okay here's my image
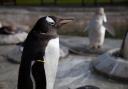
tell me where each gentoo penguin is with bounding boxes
[85,7,115,49]
[120,31,128,59]
[17,16,73,89]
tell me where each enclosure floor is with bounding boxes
[0,36,127,89]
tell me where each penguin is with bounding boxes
[120,31,128,59]
[17,16,73,89]
[85,7,115,49]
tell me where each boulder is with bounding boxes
[0,32,27,45]
[5,45,23,64]
[60,44,69,59]
[75,85,100,89]
[91,48,128,82]
[5,44,69,64]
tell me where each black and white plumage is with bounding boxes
[120,31,128,59]
[17,16,73,89]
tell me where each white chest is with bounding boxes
[44,37,60,89]
[89,25,106,46]
[44,37,60,60]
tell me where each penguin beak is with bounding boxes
[56,17,74,28]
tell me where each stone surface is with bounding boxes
[75,85,100,89]
[3,44,69,64]
[92,48,128,81]
[60,36,121,56]
[60,44,69,59]
[0,32,27,45]
[0,36,128,89]
[55,55,128,89]
[5,45,23,64]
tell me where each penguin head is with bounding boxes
[95,7,105,15]
[32,16,73,34]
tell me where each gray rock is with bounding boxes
[92,48,128,81]
[74,85,100,89]
[5,45,23,64]
[4,44,69,64]
[55,55,128,89]
[0,32,27,45]
[60,44,69,59]
[60,36,121,56]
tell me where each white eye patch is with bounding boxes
[46,16,55,25]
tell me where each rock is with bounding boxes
[60,44,69,59]
[5,45,23,64]
[15,24,30,32]
[75,85,100,89]
[0,32,28,45]
[0,82,8,89]
[91,48,128,82]
[68,45,110,55]
[60,36,119,56]
[5,44,69,64]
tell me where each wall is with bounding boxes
[0,6,128,38]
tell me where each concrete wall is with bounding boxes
[0,6,128,38]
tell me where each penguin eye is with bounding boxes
[49,22,55,25]
[46,16,55,25]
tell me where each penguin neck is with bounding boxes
[31,30,58,40]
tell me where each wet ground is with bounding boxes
[0,36,128,89]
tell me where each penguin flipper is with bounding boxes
[104,23,116,36]
[17,59,33,89]
[32,61,46,89]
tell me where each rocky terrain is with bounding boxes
[1,35,128,89]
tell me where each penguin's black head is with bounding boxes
[32,16,73,34]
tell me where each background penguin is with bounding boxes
[17,16,73,89]
[85,7,115,49]
[120,31,128,59]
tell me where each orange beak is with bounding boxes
[56,17,74,28]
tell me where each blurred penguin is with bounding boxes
[85,7,115,49]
